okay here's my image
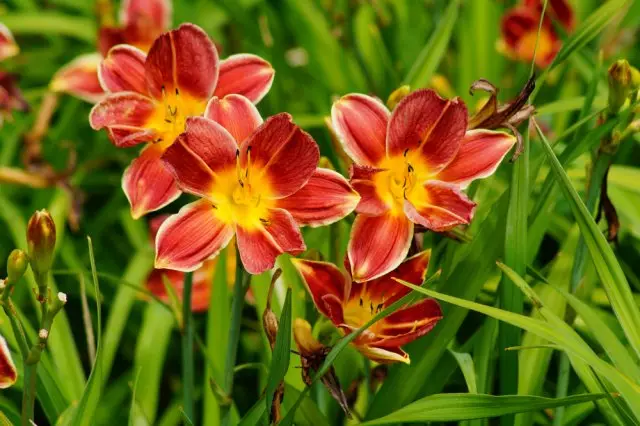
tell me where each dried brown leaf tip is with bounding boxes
[468,76,536,162]
[293,318,352,418]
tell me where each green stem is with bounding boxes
[220,249,249,426]
[2,300,30,359]
[21,362,37,426]
[181,271,194,422]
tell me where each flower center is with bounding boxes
[211,146,275,230]
[150,86,206,150]
[517,30,555,63]
[375,150,424,214]
[343,287,385,336]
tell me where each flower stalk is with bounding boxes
[181,271,195,421]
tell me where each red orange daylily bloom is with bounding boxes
[0,23,19,61]
[89,23,275,218]
[0,334,17,389]
[50,0,171,103]
[146,215,212,312]
[154,104,360,274]
[292,250,442,364]
[500,0,575,68]
[331,89,516,282]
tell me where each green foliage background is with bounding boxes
[1,0,640,425]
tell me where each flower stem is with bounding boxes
[220,249,250,426]
[21,362,37,426]
[181,271,194,421]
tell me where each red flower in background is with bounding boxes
[88,23,275,218]
[500,0,575,67]
[331,90,515,282]
[50,0,171,103]
[0,23,19,61]
[292,250,442,364]
[154,98,359,275]
[146,215,213,312]
[0,24,28,126]
[0,334,17,389]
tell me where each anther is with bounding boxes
[408,164,414,173]
[359,298,363,307]
[260,218,270,225]
[175,88,179,95]
[376,303,384,313]
[403,148,410,157]
[370,301,374,315]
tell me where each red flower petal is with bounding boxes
[348,250,431,306]
[240,113,319,199]
[50,53,105,103]
[292,259,348,319]
[122,145,181,219]
[436,130,516,189]
[387,89,467,174]
[348,213,413,282]
[146,260,214,313]
[0,334,17,389]
[277,168,360,227]
[0,23,18,61]
[155,200,235,272]
[204,94,262,144]
[98,27,128,57]
[214,54,275,104]
[524,0,574,30]
[331,94,389,166]
[349,165,389,215]
[501,6,539,50]
[99,45,147,93]
[120,0,171,39]
[145,23,219,101]
[404,180,476,232]
[374,298,442,348]
[162,116,237,197]
[236,208,305,274]
[89,92,156,146]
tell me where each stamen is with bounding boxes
[259,218,270,226]
[359,298,363,307]
[235,149,242,185]
[175,88,179,95]
[211,204,218,209]
[370,301,374,315]
[376,303,384,313]
[403,148,410,157]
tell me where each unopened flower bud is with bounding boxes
[7,249,28,283]
[608,60,633,114]
[49,292,68,317]
[26,210,56,275]
[263,269,282,350]
[386,85,411,110]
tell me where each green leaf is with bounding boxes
[535,122,640,361]
[405,0,461,88]
[65,237,104,426]
[361,393,606,425]
[265,288,292,417]
[448,349,478,394]
[238,397,266,426]
[1,12,96,42]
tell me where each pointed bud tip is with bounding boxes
[26,210,56,275]
[7,249,28,282]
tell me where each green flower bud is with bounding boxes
[608,60,633,113]
[26,210,56,275]
[386,85,411,110]
[7,249,28,283]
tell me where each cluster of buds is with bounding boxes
[0,209,67,395]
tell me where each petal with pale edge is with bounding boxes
[145,23,219,101]
[387,89,467,173]
[146,260,214,313]
[374,298,442,348]
[50,53,105,103]
[122,145,181,219]
[405,180,476,232]
[331,94,389,166]
[436,130,516,189]
[0,23,19,61]
[356,344,409,364]
[292,259,347,319]
[349,165,389,215]
[240,113,319,199]
[349,250,431,306]
[348,213,413,282]
[89,91,156,147]
[162,117,237,198]
[214,54,275,104]
[277,168,360,227]
[155,200,234,272]
[0,334,17,389]
[99,45,147,93]
[204,94,262,144]
[236,208,305,275]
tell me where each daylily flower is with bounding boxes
[500,0,575,67]
[154,104,360,275]
[331,89,516,281]
[0,71,28,126]
[50,0,171,103]
[146,215,213,312]
[0,23,19,61]
[292,250,442,364]
[89,23,275,218]
[0,334,17,389]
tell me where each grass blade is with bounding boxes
[265,288,292,417]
